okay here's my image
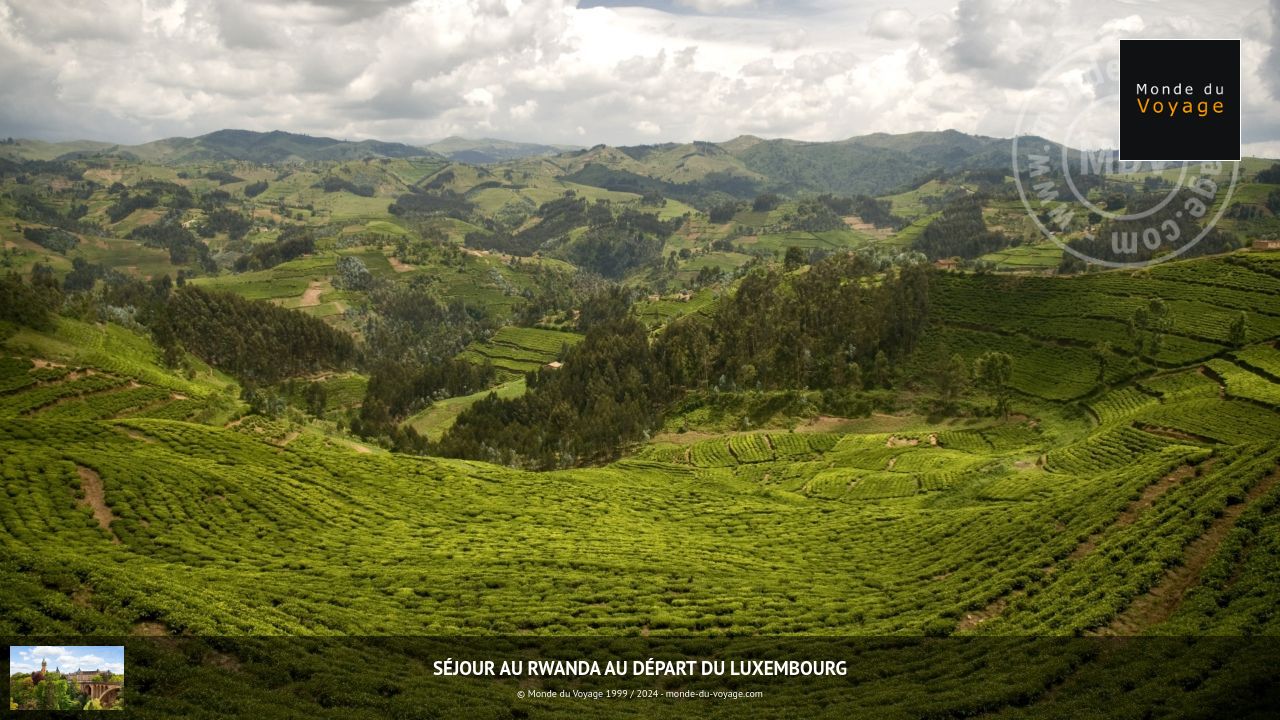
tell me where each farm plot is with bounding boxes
[1086,387,1159,424]
[636,290,719,328]
[1152,256,1280,296]
[844,473,919,500]
[978,243,1062,271]
[891,447,984,473]
[0,373,130,416]
[459,326,583,375]
[768,432,837,457]
[1136,399,1280,445]
[937,429,991,453]
[689,438,736,467]
[1233,342,1280,379]
[930,271,1279,365]
[1139,369,1222,399]
[1045,426,1190,475]
[194,256,334,301]
[929,327,1126,401]
[1203,359,1280,408]
[981,424,1044,451]
[35,385,174,421]
[727,433,774,463]
[979,472,1050,501]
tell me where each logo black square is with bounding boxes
[1119,39,1240,161]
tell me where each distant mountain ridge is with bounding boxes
[1,129,442,164]
[424,136,580,163]
[120,129,442,163]
[556,130,1075,201]
[2,130,586,165]
[2,128,1084,200]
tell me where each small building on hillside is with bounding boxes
[1253,239,1280,251]
[544,361,563,370]
[933,258,960,270]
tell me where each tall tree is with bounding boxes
[1229,312,1248,348]
[975,351,1014,418]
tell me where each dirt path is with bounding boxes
[113,426,155,443]
[22,376,120,415]
[298,280,324,307]
[388,256,416,273]
[957,596,1011,632]
[1099,469,1280,635]
[133,621,168,636]
[77,466,120,543]
[1136,423,1216,444]
[1067,464,1198,561]
[958,462,1201,633]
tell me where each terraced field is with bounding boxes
[740,228,875,255]
[459,326,583,376]
[5,346,1276,639]
[978,242,1062,271]
[405,377,527,440]
[635,288,720,328]
[193,255,335,301]
[929,253,1280,402]
[1,249,1279,719]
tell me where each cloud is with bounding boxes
[943,0,1067,89]
[10,646,124,675]
[1099,14,1144,34]
[674,0,756,13]
[771,28,807,51]
[4,0,141,42]
[1268,0,1280,99]
[510,99,538,121]
[0,0,1274,151]
[633,120,662,135]
[868,8,916,40]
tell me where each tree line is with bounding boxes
[435,254,932,468]
[913,195,1008,260]
[1059,188,1243,271]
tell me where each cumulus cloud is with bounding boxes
[674,0,756,13]
[1099,14,1144,34]
[10,646,125,675]
[1268,0,1280,99]
[0,0,1275,150]
[944,0,1068,89]
[868,8,916,40]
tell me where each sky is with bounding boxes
[0,0,1277,155]
[9,646,126,675]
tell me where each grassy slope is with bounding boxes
[405,377,527,440]
[2,252,1279,643]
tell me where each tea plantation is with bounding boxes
[2,252,1280,716]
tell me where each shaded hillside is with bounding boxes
[556,131,1074,202]
[103,129,441,164]
[424,136,579,163]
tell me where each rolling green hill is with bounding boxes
[4,136,1280,677]
[3,250,1279,642]
[3,129,1280,718]
[554,131,1075,202]
[424,136,581,164]
[66,129,441,164]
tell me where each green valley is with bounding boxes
[2,130,1279,717]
